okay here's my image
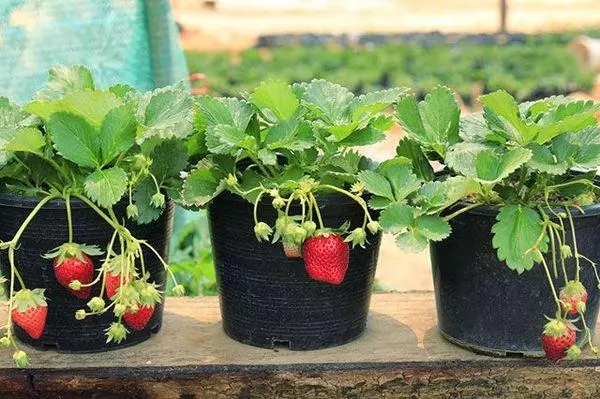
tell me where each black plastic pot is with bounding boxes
[0,194,173,353]
[430,203,600,357]
[208,191,381,350]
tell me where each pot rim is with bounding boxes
[0,192,172,210]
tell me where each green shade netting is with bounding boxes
[0,0,189,104]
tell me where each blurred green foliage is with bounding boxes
[167,209,217,296]
[186,32,598,104]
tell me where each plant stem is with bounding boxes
[73,195,123,233]
[65,192,73,243]
[538,249,562,317]
[253,191,266,225]
[309,193,324,230]
[318,184,373,223]
[565,207,581,281]
[443,203,481,222]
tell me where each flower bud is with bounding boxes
[69,280,82,291]
[87,297,106,312]
[560,245,572,259]
[272,196,286,209]
[269,189,279,198]
[126,204,139,219]
[0,336,11,349]
[302,220,317,236]
[225,173,238,187]
[367,221,381,235]
[12,350,29,367]
[150,192,165,208]
[106,322,128,344]
[75,309,87,320]
[172,284,186,297]
[292,226,308,243]
[566,345,582,360]
[254,222,273,242]
[114,303,127,317]
[344,227,367,248]
[577,300,587,314]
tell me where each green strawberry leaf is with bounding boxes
[394,230,428,253]
[182,164,227,207]
[136,84,195,142]
[526,143,568,175]
[380,161,421,202]
[84,167,128,208]
[396,137,434,180]
[491,205,548,273]
[100,104,137,165]
[3,128,45,156]
[206,124,253,155]
[27,90,121,127]
[349,87,407,120]
[301,79,354,125]
[250,80,299,122]
[368,196,392,210]
[395,86,459,157]
[264,120,314,151]
[380,203,415,234]
[415,215,451,241]
[445,142,492,177]
[357,170,394,201]
[196,95,235,127]
[552,126,600,169]
[258,148,277,165]
[219,98,255,132]
[475,147,532,184]
[150,139,188,182]
[338,122,386,147]
[34,65,94,101]
[47,112,101,168]
[480,90,538,144]
[133,177,164,224]
[459,112,505,144]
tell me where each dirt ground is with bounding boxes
[173,0,600,52]
[172,0,600,291]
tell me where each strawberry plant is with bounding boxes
[364,86,600,361]
[0,65,194,366]
[182,79,403,284]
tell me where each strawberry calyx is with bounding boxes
[12,289,47,313]
[543,318,576,338]
[43,242,103,266]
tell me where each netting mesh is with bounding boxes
[0,0,188,104]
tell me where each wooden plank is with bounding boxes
[1,293,600,398]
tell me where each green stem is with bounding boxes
[253,191,266,225]
[537,249,562,317]
[149,173,161,194]
[318,184,373,223]
[249,155,271,177]
[443,203,481,222]
[309,193,324,230]
[81,230,118,288]
[73,195,123,233]
[565,207,581,281]
[65,192,73,244]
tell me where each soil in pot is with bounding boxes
[0,194,174,353]
[208,191,381,350]
[430,204,600,357]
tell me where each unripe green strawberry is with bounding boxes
[344,227,367,248]
[254,222,273,242]
[0,336,10,349]
[126,204,139,219]
[106,322,128,344]
[272,196,286,209]
[12,350,29,368]
[151,192,165,208]
[367,221,381,234]
[302,220,317,236]
[87,297,106,313]
[75,309,87,320]
[172,284,186,297]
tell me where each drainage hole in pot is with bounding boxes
[272,340,291,351]
[42,342,59,351]
[504,351,525,358]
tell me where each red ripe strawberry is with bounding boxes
[559,280,588,316]
[105,272,125,299]
[11,289,48,339]
[122,280,162,331]
[302,233,350,285]
[542,319,576,362]
[123,305,155,331]
[283,242,302,258]
[44,243,103,299]
[104,255,131,299]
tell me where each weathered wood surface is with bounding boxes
[2,293,600,398]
